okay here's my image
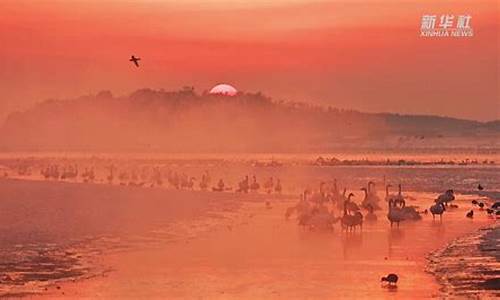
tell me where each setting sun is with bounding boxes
[0,0,498,299]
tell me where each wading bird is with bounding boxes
[435,189,455,206]
[387,199,404,227]
[381,273,399,286]
[430,201,446,220]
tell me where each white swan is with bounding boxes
[286,192,311,220]
[387,199,404,228]
[361,187,381,210]
[295,193,338,230]
[368,181,382,203]
[341,193,364,231]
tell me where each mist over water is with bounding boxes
[1,0,498,297]
[0,151,498,298]
[0,86,498,299]
[1,88,498,152]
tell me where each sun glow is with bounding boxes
[209,83,238,96]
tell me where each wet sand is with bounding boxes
[19,185,495,299]
[428,224,500,298]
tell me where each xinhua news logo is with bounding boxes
[420,14,473,37]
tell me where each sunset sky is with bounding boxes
[0,0,498,121]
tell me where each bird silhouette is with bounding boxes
[478,184,484,191]
[129,55,141,67]
[466,210,474,218]
[381,273,399,286]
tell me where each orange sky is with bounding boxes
[0,0,498,121]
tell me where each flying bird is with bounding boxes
[129,55,141,67]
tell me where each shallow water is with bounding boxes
[0,154,498,298]
[34,194,496,299]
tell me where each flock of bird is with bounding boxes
[285,180,498,231]
[467,199,500,218]
[285,181,425,231]
[6,160,499,291]
[282,180,498,288]
[12,163,286,195]
[11,163,500,223]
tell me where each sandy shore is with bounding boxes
[1,179,489,299]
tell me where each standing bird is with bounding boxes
[346,193,361,214]
[436,189,455,206]
[387,199,404,227]
[129,55,141,67]
[466,210,474,218]
[381,273,399,286]
[341,194,363,231]
[430,201,446,220]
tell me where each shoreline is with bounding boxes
[0,178,258,298]
[427,223,500,298]
[31,220,498,299]
[26,190,496,299]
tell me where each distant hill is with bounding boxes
[0,88,498,152]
